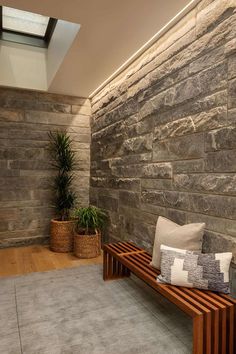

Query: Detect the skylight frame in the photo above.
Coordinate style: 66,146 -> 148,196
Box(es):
0,6 -> 57,48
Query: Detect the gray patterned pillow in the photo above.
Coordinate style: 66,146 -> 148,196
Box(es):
157,245 -> 232,294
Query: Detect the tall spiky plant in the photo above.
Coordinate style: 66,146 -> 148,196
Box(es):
48,131 -> 76,221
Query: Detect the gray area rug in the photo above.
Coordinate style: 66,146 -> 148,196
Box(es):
0,265 -> 192,354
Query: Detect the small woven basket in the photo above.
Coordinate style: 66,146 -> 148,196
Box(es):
50,219 -> 76,253
74,231 -> 101,258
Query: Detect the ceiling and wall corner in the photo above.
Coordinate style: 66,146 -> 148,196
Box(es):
0,0 -> 200,97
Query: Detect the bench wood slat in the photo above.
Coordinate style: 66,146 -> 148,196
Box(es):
119,242 -> 153,261
127,253 -> 159,275
126,254 -> 159,277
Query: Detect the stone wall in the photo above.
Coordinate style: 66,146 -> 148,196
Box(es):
0,87 -> 90,247
90,0 -> 236,262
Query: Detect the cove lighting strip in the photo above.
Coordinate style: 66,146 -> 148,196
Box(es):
89,0 -> 201,98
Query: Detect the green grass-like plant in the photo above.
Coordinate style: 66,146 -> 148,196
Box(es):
74,206 -> 107,235
48,131 -> 76,221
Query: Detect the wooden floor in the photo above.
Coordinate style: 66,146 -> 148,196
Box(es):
0,245 -> 103,277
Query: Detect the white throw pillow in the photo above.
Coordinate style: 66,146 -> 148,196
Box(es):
150,216 -> 205,269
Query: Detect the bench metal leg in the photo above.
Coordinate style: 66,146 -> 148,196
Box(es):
103,250 -> 130,281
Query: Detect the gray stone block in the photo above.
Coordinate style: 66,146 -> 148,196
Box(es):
139,65 -> 190,104
187,212 -> 236,238
139,203 -> 166,218
109,178 -> 140,191
0,208 -> 20,222
189,46 -> 225,74
121,134 -> 153,154
127,116 -> 154,137
91,177 -> 140,191
25,111 -> 90,128
110,153 -> 152,167
205,125 -> 236,151
141,190 -> 236,220
90,177 -> 108,188
119,191 -> 140,208
198,61 -> 228,94
119,213 -> 156,249
153,134 -> 204,161
0,108 -> 24,122
155,106 -> 227,141
165,208 -> 188,225
9,160 -> 53,171
142,163 -> 173,179
0,96 -> 72,113
225,38 -> 236,56
98,195 -> 118,212
92,120 -> 126,142
119,206 -> 157,225
132,222 -> 156,246
172,159 -> 204,174
228,79 -> 236,108
102,135 -> 124,158
112,162 -> 172,179
141,190 -> 165,207
0,235 -> 50,248
141,178 -> 172,190
189,193 -> 236,220
141,62 -> 226,115
205,150 -> 236,172
0,87 -> 89,105
173,173 -> 236,195
0,176 -> 52,190
173,90 -> 228,120
169,76 -> 202,106
0,190 -> 33,202
89,187 -> 98,206
228,56 -> 236,80
203,230 -> 236,262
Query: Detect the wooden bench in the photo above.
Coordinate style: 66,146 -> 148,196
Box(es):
103,241 -> 236,354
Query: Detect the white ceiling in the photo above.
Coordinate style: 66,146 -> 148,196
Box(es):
1,0 -> 195,97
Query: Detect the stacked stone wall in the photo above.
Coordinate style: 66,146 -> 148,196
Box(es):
0,87 -> 91,247
91,0 -> 236,262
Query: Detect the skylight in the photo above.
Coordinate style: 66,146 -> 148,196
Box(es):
0,6 -> 57,47
3,7 -> 49,37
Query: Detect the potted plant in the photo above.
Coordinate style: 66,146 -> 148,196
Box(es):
73,206 -> 107,258
48,130 -> 76,253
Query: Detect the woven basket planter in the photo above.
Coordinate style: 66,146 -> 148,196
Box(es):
50,219 -> 76,253
74,231 -> 101,259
